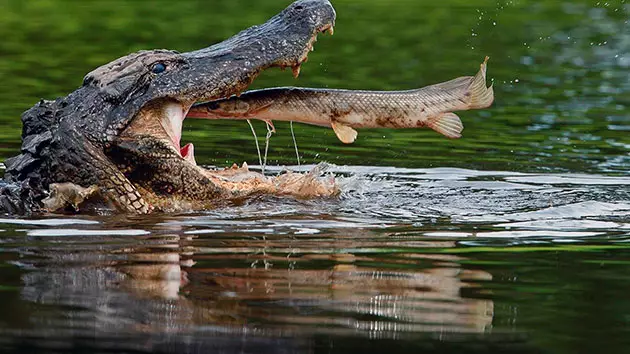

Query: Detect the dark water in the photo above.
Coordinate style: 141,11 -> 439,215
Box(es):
1,0 -> 629,353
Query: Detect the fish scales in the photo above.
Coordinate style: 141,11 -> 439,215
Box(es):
188,57 -> 494,144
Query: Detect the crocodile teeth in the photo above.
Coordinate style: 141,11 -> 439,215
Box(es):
327,26 -> 334,36
292,65 -> 301,78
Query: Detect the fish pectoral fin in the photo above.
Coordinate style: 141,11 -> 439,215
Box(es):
426,112 -> 464,139
331,121 -> 358,144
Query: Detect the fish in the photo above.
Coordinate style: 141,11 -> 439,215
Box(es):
187,57 -> 494,144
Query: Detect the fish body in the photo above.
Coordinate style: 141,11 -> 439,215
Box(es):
188,57 -> 494,143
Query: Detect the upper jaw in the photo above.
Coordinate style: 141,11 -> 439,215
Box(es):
168,0 -> 336,104
105,0 -> 335,146
125,0 -> 336,166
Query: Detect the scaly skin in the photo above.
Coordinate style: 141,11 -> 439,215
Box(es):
1,0 -> 337,214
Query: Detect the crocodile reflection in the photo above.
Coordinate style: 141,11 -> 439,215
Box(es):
18,229 -> 493,338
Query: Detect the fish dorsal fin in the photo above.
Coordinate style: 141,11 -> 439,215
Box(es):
426,113 -> 464,139
331,121 -> 358,144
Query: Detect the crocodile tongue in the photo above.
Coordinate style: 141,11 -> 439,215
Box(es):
180,143 -> 196,165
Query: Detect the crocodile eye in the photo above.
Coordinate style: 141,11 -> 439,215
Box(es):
152,63 -> 166,74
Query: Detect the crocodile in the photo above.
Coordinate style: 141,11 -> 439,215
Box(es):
1,0 -> 338,214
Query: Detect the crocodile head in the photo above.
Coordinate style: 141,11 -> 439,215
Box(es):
4,0 -> 337,214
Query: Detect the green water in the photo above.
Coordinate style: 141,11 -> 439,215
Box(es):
0,0 -> 629,353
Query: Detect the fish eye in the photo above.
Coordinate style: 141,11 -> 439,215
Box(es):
152,63 -> 166,74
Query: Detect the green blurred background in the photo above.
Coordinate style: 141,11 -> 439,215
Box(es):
0,0 -> 628,174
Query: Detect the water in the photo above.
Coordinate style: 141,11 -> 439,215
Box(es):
1,0 -> 629,353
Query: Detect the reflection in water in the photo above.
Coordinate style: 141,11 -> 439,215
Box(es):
18,228 -> 493,339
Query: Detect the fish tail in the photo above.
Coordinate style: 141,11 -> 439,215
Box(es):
420,57 -> 493,139
468,56 -> 494,109
418,56 -> 494,111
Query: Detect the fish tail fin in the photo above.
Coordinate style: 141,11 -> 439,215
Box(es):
416,57 -> 494,139
417,56 -> 494,112
468,56 -> 494,109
